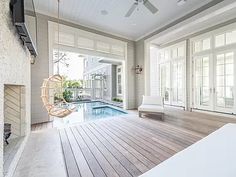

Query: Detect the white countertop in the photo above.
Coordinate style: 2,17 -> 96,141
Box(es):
140,123 -> 236,177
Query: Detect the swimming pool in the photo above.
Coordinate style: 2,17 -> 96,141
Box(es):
58,101 -> 127,125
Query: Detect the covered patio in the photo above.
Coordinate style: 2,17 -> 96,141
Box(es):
14,108 -> 236,177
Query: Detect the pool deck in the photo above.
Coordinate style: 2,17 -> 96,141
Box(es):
17,108 -> 236,177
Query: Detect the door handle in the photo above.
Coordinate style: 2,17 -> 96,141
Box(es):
213,88 -> 216,93
209,88 -> 212,93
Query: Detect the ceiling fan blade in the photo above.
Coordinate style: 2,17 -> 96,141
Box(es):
143,0 -> 158,14
125,2 -> 138,17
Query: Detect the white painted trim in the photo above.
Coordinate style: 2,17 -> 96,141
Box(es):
49,21 -> 126,60
123,42 -> 128,109
52,44 -> 125,61
144,41 -> 151,96
48,21 -> 129,110
116,65 -> 123,97
146,0 -> 236,44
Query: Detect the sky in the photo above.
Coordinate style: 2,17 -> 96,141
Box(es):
54,51 -> 84,80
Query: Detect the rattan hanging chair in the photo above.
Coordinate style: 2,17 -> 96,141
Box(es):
41,74 -> 76,118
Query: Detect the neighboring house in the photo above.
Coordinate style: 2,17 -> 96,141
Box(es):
83,56 -> 123,101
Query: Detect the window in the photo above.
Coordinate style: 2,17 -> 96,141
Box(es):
55,31 -> 75,47
226,30 -> 236,45
111,44 -> 124,56
96,41 -> 110,53
202,38 -> 211,50
193,38 -> 211,53
215,30 -> 236,48
117,66 -> 122,96
191,23 -> 236,113
50,22 -> 126,59
78,36 -> 94,50
215,34 -> 225,47
216,52 -> 234,108
158,41 -> 186,106
194,41 -> 201,53
177,46 -> 184,57
84,59 -> 88,68
172,48 -> 178,58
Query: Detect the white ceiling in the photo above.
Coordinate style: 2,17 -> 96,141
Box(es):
32,0 -> 213,40
150,0 -> 236,46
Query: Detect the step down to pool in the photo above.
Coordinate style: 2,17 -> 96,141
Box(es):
92,105 -> 128,114
92,105 -> 112,109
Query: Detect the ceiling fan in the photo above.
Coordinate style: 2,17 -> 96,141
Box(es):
125,0 -> 158,17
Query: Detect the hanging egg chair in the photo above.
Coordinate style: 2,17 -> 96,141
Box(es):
41,74 -> 76,118
40,0 -> 76,118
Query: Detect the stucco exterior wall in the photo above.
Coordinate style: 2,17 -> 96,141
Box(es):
0,0 -> 31,176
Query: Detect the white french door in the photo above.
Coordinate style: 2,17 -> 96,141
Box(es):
193,55 -> 213,110
159,60 -> 184,106
214,51 -> 235,113
193,51 -> 235,113
160,63 -> 171,104
158,41 -> 186,107
172,60 -> 184,106
191,23 -> 236,114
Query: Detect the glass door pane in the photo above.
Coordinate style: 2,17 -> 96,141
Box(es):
160,63 -> 170,104
194,56 -> 211,108
172,61 -> 183,105
215,52 -> 234,111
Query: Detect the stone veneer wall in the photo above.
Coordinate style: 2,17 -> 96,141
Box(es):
0,0 -> 31,176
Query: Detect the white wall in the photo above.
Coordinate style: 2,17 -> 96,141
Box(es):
31,14 -> 50,124
135,40 -> 145,107
126,41 -> 136,108
0,0 -> 31,176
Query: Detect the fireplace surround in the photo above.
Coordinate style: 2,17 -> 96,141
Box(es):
3,85 -> 26,176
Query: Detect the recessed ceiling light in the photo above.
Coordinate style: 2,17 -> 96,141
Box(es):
101,10 -> 108,15
177,0 -> 187,6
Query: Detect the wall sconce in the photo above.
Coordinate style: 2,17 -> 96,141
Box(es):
134,65 -> 143,74
30,57 -> 36,64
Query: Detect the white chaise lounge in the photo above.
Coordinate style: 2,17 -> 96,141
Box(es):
140,123 -> 236,177
138,96 -> 164,120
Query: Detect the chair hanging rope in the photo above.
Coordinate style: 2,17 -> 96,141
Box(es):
40,0 -> 76,118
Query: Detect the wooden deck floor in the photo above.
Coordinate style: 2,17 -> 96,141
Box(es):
31,121 -> 53,131
59,116 -> 205,177
24,108 -> 236,177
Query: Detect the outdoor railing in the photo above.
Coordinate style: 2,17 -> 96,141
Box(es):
66,88 -> 103,101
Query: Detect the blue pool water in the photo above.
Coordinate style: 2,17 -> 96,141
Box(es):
60,101 -> 127,125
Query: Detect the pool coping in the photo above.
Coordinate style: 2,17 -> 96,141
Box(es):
72,100 -> 127,113
92,105 -> 128,114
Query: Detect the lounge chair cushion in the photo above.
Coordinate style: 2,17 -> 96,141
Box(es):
138,104 -> 164,113
140,123 -> 236,177
142,96 -> 163,105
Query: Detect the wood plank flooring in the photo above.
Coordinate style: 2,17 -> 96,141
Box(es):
25,108 -> 236,177
59,115 -> 205,177
31,121 -> 53,131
